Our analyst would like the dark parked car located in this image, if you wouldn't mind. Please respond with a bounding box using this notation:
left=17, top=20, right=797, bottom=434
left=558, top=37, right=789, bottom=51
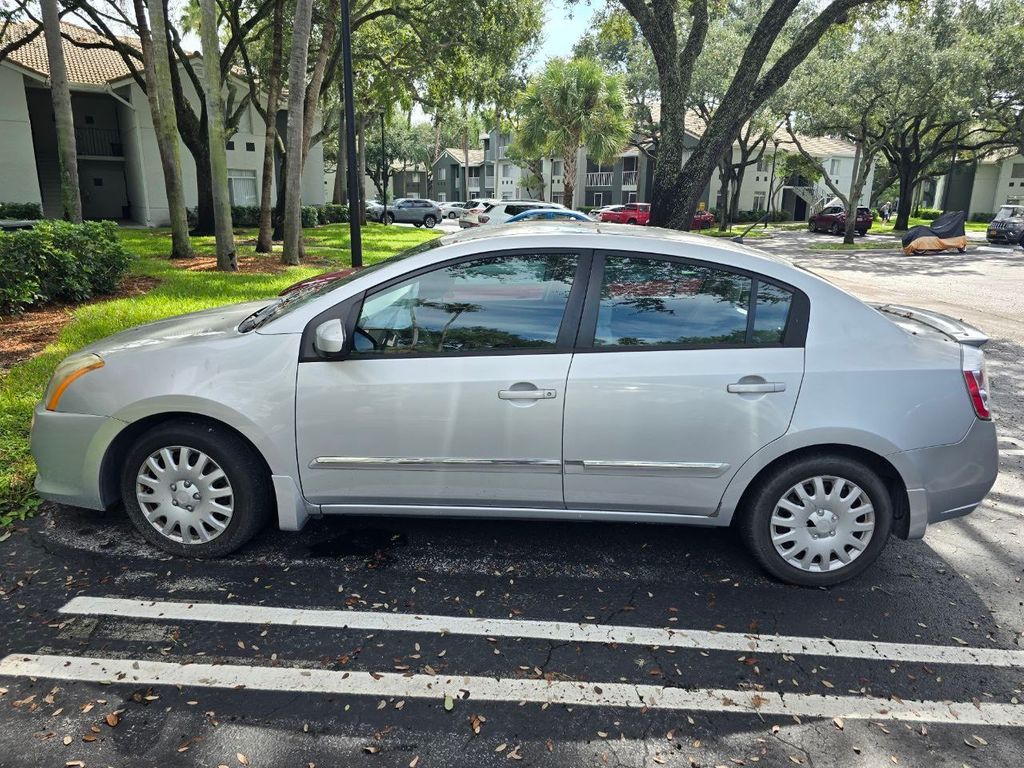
left=367, top=198, right=441, bottom=228
left=808, top=205, right=873, bottom=236
left=985, top=205, right=1024, bottom=245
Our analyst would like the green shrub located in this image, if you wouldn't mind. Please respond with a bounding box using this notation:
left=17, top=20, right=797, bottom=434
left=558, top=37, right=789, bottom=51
left=969, top=211, right=995, bottom=223
left=319, top=204, right=350, bottom=224
left=0, top=202, right=43, bottom=220
left=301, top=206, right=319, bottom=228
left=231, top=205, right=261, bottom=228
left=0, top=220, right=132, bottom=315
left=913, top=207, right=943, bottom=220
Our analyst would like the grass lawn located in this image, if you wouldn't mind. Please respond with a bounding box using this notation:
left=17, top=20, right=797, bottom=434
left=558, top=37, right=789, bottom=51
left=806, top=240, right=902, bottom=251
left=699, top=227, right=769, bottom=239
left=0, top=223, right=439, bottom=526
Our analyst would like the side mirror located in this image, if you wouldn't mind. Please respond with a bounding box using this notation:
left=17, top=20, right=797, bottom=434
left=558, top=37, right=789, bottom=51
left=314, top=319, right=346, bottom=356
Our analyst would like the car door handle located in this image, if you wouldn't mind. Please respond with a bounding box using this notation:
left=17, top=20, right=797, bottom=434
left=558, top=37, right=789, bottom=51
left=498, top=389, right=557, bottom=400
left=727, top=381, right=786, bottom=394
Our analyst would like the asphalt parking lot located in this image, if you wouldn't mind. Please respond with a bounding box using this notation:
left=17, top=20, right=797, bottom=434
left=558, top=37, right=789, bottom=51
left=0, top=230, right=1021, bottom=767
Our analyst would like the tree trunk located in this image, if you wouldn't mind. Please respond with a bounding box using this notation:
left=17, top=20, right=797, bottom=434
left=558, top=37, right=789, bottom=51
left=199, top=0, right=236, bottom=271
left=256, top=0, right=284, bottom=253
left=136, top=0, right=191, bottom=258
left=716, top=160, right=730, bottom=231
left=40, top=0, right=82, bottom=223
left=282, top=0, right=314, bottom=264
left=333, top=103, right=347, bottom=204
left=648, top=73, right=687, bottom=228
left=357, top=115, right=367, bottom=224
left=562, top=148, right=577, bottom=210
left=300, top=0, right=338, bottom=166
left=843, top=140, right=864, bottom=245
left=665, top=134, right=730, bottom=231
left=730, top=165, right=745, bottom=224
left=894, top=163, right=916, bottom=231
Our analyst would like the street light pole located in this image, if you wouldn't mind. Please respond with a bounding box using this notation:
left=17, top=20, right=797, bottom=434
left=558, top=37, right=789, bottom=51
left=340, top=0, right=362, bottom=266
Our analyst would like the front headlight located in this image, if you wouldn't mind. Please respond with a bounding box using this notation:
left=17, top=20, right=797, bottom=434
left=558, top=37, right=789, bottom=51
left=43, top=353, right=104, bottom=411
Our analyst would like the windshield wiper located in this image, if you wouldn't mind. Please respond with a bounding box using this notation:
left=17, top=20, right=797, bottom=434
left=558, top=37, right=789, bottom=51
left=238, top=299, right=283, bottom=333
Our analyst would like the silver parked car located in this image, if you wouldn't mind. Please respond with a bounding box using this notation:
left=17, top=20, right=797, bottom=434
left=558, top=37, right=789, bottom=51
left=367, top=198, right=441, bottom=228
left=31, top=225, right=997, bottom=585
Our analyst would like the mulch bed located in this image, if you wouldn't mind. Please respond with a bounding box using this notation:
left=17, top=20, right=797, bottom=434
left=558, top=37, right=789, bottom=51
left=168, top=253, right=292, bottom=274
left=0, top=275, right=159, bottom=370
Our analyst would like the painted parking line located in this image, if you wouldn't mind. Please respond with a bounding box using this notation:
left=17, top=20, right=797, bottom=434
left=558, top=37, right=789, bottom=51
left=1, top=653, right=1021, bottom=726
left=60, top=596, right=1024, bottom=669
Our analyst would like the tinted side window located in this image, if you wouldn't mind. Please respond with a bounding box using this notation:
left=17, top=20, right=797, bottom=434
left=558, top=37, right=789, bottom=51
left=751, top=282, right=792, bottom=344
left=594, top=256, right=751, bottom=347
left=354, top=254, right=579, bottom=355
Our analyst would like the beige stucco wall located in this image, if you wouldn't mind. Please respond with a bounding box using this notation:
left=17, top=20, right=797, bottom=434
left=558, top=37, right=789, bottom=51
left=0, top=65, right=43, bottom=209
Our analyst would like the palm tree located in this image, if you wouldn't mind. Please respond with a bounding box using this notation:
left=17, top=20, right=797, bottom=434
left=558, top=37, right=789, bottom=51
left=514, top=58, right=630, bottom=210
left=40, top=0, right=82, bottom=222
left=198, top=0, right=236, bottom=271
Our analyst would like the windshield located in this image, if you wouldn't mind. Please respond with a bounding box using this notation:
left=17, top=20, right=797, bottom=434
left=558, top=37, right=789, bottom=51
left=239, top=237, right=444, bottom=332
left=994, top=206, right=1024, bottom=221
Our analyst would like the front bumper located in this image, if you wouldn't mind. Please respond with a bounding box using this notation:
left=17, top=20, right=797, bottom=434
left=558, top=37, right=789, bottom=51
left=890, top=417, right=998, bottom=539
left=986, top=228, right=1023, bottom=244
left=30, top=402, right=125, bottom=509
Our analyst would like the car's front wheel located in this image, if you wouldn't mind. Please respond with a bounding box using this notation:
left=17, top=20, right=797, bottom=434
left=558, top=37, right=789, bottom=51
left=807, top=220, right=816, bottom=232
left=424, top=215, right=437, bottom=228
left=739, top=454, right=893, bottom=586
left=121, top=420, right=272, bottom=558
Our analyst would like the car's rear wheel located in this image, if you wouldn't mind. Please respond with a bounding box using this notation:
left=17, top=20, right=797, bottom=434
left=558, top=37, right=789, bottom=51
left=384, top=213, right=395, bottom=225
left=120, top=420, right=272, bottom=558
left=627, top=218, right=637, bottom=225
left=739, top=454, right=893, bottom=586
left=424, top=215, right=437, bottom=228
left=829, top=222, right=841, bottom=235
left=447, top=212, right=457, bottom=219
left=857, top=229, right=867, bottom=237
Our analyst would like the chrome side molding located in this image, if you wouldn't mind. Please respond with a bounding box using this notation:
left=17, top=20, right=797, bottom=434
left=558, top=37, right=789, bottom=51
left=564, top=460, right=731, bottom=477
left=309, top=457, right=563, bottom=473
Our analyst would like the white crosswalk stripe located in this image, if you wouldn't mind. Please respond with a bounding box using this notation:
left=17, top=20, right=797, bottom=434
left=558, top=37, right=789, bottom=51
left=60, top=596, right=1024, bottom=669
left=2, top=653, right=1023, bottom=726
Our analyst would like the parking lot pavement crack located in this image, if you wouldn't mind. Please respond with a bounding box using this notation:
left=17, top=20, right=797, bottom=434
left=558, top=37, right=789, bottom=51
left=773, top=730, right=817, bottom=768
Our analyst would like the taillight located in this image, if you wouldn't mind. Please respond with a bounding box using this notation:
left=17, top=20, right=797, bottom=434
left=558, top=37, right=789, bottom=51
left=963, top=368, right=991, bottom=420
left=479, top=215, right=490, bottom=223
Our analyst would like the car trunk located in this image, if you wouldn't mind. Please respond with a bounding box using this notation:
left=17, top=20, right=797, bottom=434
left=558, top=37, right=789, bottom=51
left=872, top=304, right=989, bottom=347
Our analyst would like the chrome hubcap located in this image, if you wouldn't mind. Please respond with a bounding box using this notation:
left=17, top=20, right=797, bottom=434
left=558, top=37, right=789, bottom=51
left=770, top=475, right=875, bottom=573
left=135, top=445, right=234, bottom=545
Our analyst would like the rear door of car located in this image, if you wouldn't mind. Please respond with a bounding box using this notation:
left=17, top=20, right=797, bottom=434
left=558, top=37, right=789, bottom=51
left=562, top=251, right=807, bottom=516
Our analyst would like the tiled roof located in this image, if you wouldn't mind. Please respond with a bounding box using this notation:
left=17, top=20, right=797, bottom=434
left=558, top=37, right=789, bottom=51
left=440, top=147, right=485, bottom=166
left=2, top=21, right=138, bottom=85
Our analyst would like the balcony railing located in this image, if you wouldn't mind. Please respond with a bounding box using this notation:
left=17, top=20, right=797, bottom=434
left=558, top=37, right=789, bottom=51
left=75, top=127, right=123, bottom=157
left=468, top=179, right=481, bottom=191
left=621, top=170, right=639, bottom=187
left=586, top=171, right=612, bottom=186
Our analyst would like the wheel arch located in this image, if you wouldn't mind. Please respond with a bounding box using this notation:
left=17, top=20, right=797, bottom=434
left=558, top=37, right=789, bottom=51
left=99, top=411, right=274, bottom=510
left=718, top=440, right=913, bottom=539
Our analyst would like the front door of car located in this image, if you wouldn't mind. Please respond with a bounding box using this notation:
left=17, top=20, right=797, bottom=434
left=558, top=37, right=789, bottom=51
left=562, top=252, right=806, bottom=516
left=295, top=250, right=588, bottom=510
left=394, top=201, right=414, bottom=223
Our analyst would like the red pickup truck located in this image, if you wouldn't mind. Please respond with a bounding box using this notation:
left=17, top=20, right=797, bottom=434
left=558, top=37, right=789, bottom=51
left=599, top=203, right=717, bottom=230
left=808, top=205, right=873, bottom=236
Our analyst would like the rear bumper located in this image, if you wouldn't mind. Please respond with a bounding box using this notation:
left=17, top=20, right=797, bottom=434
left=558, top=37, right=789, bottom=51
left=890, top=418, right=998, bottom=539
left=30, top=403, right=124, bottom=510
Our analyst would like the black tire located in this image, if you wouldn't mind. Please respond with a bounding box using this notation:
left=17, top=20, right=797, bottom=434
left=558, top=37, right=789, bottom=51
left=627, top=218, right=637, bottom=225
left=808, top=220, right=817, bottom=232
left=829, top=222, right=841, bottom=235
left=856, top=230, right=867, bottom=237
left=413, top=223, right=422, bottom=228
left=424, top=215, right=437, bottom=228
left=447, top=212, right=457, bottom=219
left=738, top=454, right=893, bottom=587
left=957, top=246, right=966, bottom=253
left=384, top=213, right=395, bottom=225
left=120, top=419, right=272, bottom=558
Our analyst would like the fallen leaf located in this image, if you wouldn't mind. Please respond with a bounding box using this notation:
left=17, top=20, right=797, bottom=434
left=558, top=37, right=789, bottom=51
left=238, top=753, right=250, bottom=766
left=832, top=717, right=844, bottom=730
left=495, top=743, right=507, bottom=752
left=105, top=712, right=119, bottom=727
left=443, top=694, right=454, bottom=712
left=409, top=757, right=419, bottom=768
left=363, top=745, right=380, bottom=754
left=63, top=736, right=73, bottom=746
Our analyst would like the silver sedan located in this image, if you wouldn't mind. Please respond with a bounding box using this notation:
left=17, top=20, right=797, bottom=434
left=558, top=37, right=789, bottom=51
left=31, top=224, right=998, bottom=585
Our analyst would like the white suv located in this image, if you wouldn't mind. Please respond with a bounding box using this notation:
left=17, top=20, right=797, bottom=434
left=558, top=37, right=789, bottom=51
left=460, top=200, right=565, bottom=228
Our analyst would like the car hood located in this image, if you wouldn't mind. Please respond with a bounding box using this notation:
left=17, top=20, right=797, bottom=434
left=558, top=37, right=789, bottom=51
left=80, top=300, right=273, bottom=359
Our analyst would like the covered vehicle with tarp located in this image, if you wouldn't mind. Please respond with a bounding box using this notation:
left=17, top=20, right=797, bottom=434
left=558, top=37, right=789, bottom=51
left=902, top=210, right=968, bottom=255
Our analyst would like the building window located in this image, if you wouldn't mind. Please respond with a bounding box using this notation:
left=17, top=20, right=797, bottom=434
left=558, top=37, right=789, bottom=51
left=829, top=158, right=840, bottom=176
left=552, top=193, right=563, bottom=204
left=438, top=167, right=446, bottom=181
left=627, top=191, right=638, bottom=203
left=226, top=140, right=236, bottom=150
left=502, top=164, right=513, bottom=177
left=438, top=192, right=446, bottom=202
left=1011, top=163, right=1024, bottom=179
left=93, top=177, right=104, bottom=187
left=246, top=141, right=255, bottom=152
left=753, top=191, right=766, bottom=211
left=593, top=192, right=603, bottom=207
left=756, top=157, right=769, bottom=172
left=552, top=160, right=563, bottom=176
left=227, top=168, right=258, bottom=206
